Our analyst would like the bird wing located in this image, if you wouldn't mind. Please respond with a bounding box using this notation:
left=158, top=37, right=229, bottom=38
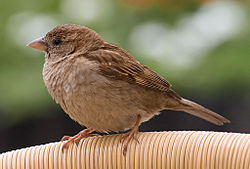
left=84, top=48, right=171, bottom=92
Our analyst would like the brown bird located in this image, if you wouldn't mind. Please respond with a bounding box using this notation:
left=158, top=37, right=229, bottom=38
left=27, top=24, right=230, bottom=155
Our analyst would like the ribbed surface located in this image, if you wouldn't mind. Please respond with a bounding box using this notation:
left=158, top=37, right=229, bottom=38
left=0, top=131, right=249, bottom=169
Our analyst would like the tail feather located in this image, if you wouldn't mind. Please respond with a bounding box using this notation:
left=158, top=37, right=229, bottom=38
left=170, top=98, right=230, bottom=126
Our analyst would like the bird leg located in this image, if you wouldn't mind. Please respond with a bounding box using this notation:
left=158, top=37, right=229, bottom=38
left=61, top=128, right=98, bottom=150
left=121, top=115, right=141, bottom=155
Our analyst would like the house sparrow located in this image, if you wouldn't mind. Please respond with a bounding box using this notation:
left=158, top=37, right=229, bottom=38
left=27, top=24, right=230, bottom=155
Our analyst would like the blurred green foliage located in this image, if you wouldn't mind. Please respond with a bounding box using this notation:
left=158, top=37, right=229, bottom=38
left=0, top=0, right=249, bottom=127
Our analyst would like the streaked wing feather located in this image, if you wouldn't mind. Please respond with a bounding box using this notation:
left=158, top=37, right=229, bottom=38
left=84, top=49, right=171, bottom=92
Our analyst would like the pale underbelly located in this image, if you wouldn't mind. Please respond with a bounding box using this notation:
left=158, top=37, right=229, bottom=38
left=61, top=85, right=159, bottom=133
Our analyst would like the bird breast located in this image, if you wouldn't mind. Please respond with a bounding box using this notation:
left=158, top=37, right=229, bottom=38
left=42, top=57, right=163, bottom=132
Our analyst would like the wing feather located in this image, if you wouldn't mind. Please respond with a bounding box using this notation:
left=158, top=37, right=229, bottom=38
left=84, top=47, right=171, bottom=92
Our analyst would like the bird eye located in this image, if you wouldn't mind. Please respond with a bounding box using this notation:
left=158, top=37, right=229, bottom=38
left=53, top=39, right=61, bottom=46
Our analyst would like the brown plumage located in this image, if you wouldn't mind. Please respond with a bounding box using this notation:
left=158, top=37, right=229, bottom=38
left=27, top=24, right=230, bottom=154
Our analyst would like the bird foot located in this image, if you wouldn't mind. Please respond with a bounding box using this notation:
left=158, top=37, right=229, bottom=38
left=61, top=128, right=98, bottom=150
left=120, top=115, right=141, bottom=156
left=121, top=129, right=140, bottom=155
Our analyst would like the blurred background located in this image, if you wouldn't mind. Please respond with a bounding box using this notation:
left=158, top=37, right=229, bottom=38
left=0, top=0, right=249, bottom=153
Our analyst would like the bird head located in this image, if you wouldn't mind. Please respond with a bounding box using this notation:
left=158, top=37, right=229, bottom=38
left=27, top=24, right=104, bottom=59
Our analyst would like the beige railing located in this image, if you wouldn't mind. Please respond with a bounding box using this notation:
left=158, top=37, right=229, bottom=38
left=0, top=131, right=249, bottom=169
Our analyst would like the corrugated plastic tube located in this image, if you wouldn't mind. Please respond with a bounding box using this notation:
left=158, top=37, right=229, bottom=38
left=0, top=131, right=249, bottom=169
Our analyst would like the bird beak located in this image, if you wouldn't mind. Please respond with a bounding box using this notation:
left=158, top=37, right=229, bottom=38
left=26, top=37, right=47, bottom=52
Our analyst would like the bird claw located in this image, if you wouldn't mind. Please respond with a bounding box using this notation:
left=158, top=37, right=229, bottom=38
left=74, top=132, right=99, bottom=144
left=61, top=134, right=81, bottom=150
left=119, top=115, right=142, bottom=156
left=120, top=131, right=139, bottom=143
left=61, top=136, right=71, bottom=141
left=120, top=129, right=140, bottom=156
left=61, top=128, right=97, bottom=151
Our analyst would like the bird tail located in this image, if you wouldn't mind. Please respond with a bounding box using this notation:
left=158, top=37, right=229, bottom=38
left=165, top=90, right=230, bottom=126
left=178, top=98, right=230, bottom=125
